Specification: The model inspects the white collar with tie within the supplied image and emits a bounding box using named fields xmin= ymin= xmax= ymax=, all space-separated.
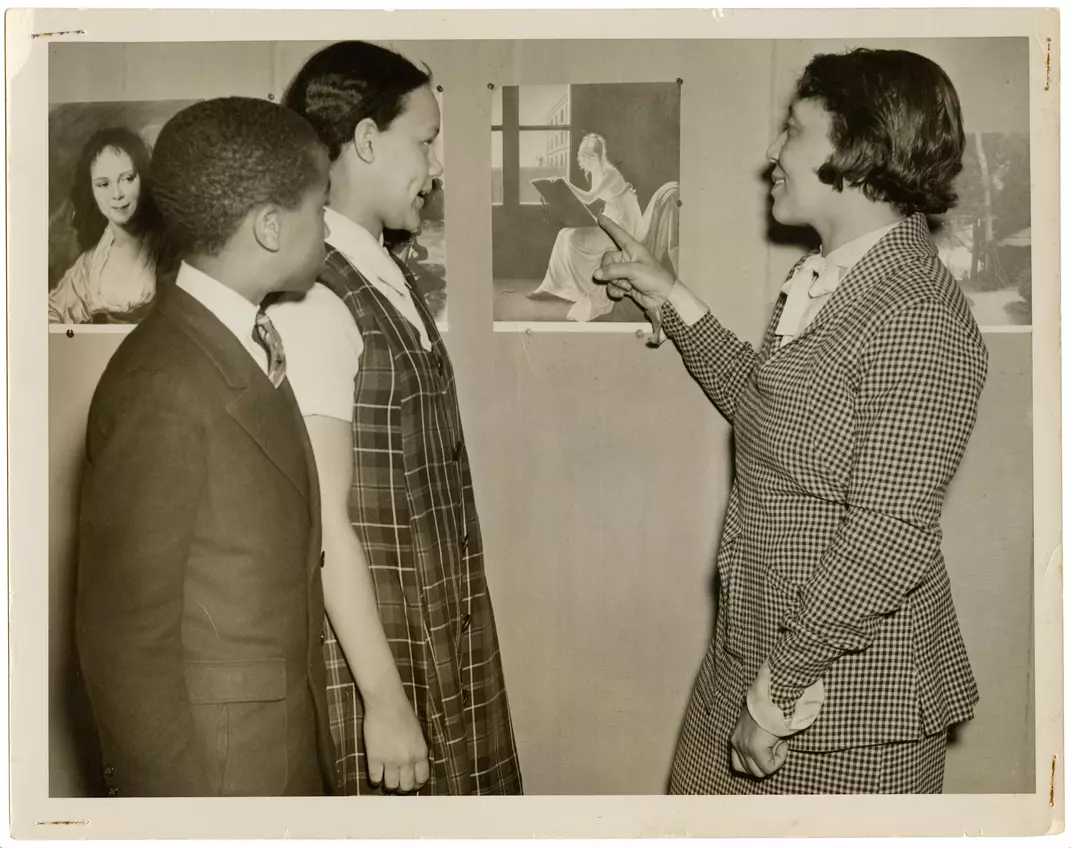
xmin=775 ymin=222 xmax=898 ymax=347
xmin=323 ymin=207 xmax=432 ymax=351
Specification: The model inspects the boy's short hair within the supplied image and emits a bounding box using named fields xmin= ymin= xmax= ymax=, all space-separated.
xmin=151 ymin=96 xmax=323 ymax=258
xmin=795 ymin=48 xmax=966 ymax=217
xmin=284 ymin=41 xmax=431 ymax=162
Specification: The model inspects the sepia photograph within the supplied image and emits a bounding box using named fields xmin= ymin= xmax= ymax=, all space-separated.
xmin=491 ymin=81 xmax=680 ymax=329
xmin=7 ymin=7 xmax=1061 ymax=842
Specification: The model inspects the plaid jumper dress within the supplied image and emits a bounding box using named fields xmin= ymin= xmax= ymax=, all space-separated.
xmin=665 ymin=215 xmax=987 ymax=794
xmin=316 ymin=248 xmax=522 ymax=796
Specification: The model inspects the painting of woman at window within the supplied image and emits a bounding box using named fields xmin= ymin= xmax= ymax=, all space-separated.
xmin=48 ymin=127 xmax=163 ymax=325
xmin=529 ymin=133 xmax=643 ymax=322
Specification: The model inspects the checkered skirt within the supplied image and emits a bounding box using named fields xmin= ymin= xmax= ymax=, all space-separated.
xmin=316 ymin=250 xmax=522 ymax=795
xmin=668 ymin=685 xmax=946 ymax=794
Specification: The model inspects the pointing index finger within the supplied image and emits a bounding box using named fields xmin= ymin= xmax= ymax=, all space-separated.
xmin=597 ymin=213 xmax=639 ymax=251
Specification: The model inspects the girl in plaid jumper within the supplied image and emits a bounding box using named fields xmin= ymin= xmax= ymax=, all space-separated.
xmin=269 ymin=41 xmax=522 ymax=796
xmin=595 ymin=48 xmax=986 ymax=794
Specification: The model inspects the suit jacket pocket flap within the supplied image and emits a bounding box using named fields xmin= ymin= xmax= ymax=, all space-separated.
xmin=185 ymin=658 xmax=287 ymax=704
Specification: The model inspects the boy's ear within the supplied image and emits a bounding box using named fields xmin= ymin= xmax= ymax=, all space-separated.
xmin=252 ymin=205 xmax=282 ymax=253
xmin=353 ymin=117 xmax=378 ymax=164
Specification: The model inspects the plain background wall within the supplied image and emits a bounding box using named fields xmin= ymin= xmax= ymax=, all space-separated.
xmin=48 ymin=37 xmax=1033 ymax=797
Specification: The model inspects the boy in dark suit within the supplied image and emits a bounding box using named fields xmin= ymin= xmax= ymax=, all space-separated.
xmin=75 ymin=97 xmax=336 ymax=797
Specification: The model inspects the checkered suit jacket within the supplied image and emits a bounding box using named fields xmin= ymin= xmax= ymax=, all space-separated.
xmin=663 ymin=214 xmax=988 ymax=752
xmin=315 ymin=249 xmax=522 ymax=794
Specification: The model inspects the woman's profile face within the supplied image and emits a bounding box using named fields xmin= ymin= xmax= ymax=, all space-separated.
xmin=766 ymin=98 xmax=837 ymax=229
xmin=89 ymin=146 xmax=141 ymax=228
xmin=577 ymin=147 xmax=598 ymax=172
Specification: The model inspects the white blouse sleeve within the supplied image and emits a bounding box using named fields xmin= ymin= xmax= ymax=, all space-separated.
xmin=267 ymin=283 xmax=364 ymax=422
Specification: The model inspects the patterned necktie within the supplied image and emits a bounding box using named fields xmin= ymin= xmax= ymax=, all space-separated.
xmin=252 ymin=309 xmax=287 ymax=389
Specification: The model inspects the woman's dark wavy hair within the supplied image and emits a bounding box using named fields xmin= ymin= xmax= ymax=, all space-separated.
xmin=70 ymin=127 xmax=164 ymax=256
xmin=283 ymin=40 xmax=431 ymax=162
xmin=795 ymin=48 xmax=966 ymax=216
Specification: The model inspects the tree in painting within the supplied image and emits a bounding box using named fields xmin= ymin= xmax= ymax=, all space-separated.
xmin=934 ymin=132 xmax=1031 ymax=326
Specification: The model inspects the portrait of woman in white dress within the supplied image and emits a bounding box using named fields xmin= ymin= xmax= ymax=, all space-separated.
xmin=48 ymin=127 xmax=163 ymax=325
xmin=529 ymin=133 xmax=644 ymax=322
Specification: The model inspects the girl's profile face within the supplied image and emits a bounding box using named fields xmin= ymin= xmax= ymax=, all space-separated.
xmin=90 ymin=146 xmax=141 ymax=229
xmin=370 ymin=85 xmax=443 ymax=235
xmin=766 ymin=97 xmax=838 ymax=230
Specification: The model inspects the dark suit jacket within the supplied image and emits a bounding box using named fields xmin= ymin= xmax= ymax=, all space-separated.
xmin=75 ymin=283 xmax=337 ymax=796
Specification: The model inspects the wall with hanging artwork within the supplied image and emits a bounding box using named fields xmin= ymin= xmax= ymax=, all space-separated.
xmin=45 ymin=42 xmax=448 ymax=332
xmin=44 ymin=35 xmax=1038 ymax=800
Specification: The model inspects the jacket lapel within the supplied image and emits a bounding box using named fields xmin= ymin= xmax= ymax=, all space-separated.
xmin=225 ymin=379 xmax=311 ymax=502
xmin=156 ymin=285 xmax=311 ymax=503
xmin=283 ymin=375 xmax=323 ymax=576
xmin=758 ymin=254 xmax=809 ymax=362
xmin=785 ymin=213 xmax=936 ymax=346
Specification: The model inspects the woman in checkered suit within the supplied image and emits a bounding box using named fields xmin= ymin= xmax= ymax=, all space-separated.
xmin=268 ymin=41 xmax=522 ymax=796
xmin=595 ymin=48 xmax=988 ymax=794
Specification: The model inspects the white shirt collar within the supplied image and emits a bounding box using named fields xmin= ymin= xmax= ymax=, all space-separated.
xmin=823 ymin=221 xmax=898 ymax=272
xmin=323 ymin=207 xmax=409 ymax=298
xmin=781 ymin=222 xmax=899 ymax=295
xmin=175 ymin=260 xmax=262 ymax=357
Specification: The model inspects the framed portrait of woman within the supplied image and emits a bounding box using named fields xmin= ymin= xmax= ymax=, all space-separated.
xmin=47 ymin=99 xmax=197 ymax=329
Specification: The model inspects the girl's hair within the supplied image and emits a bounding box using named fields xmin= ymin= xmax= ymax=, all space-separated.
xmin=577 ymin=133 xmax=608 ymax=168
xmin=283 ymin=41 xmax=432 ymax=162
xmin=70 ymin=126 xmax=163 ymax=255
xmin=794 ymin=48 xmax=966 ymax=216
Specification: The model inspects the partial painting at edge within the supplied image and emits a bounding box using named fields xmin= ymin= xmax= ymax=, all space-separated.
xmin=491 ymin=82 xmax=681 ymax=327
xmin=934 ymin=131 xmax=1031 ymax=329
xmin=47 ymin=97 xmax=448 ymax=329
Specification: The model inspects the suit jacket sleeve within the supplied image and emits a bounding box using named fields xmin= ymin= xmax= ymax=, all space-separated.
xmin=766 ymin=299 xmax=988 ymax=717
xmin=75 ymin=367 xmax=212 ymax=796
xmin=660 ymin=298 xmax=760 ymax=423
